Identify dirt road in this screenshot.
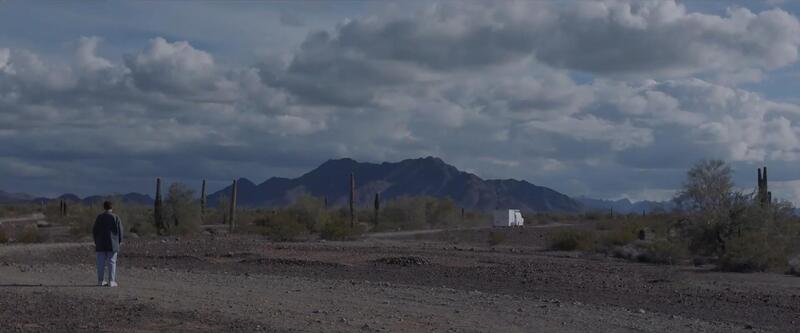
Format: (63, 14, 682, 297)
(0, 234, 796, 332)
(0, 213, 45, 226)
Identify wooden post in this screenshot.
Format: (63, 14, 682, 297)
(229, 179, 238, 232)
(154, 177, 163, 232)
(373, 193, 380, 226)
(349, 172, 356, 227)
(200, 179, 207, 220)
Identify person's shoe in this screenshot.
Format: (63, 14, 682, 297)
(109, 281, 118, 287)
(99, 281, 109, 287)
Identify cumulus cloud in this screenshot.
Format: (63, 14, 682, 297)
(124, 37, 218, 94)
(282, 0, 800, 82)
(1, 1, 800, 205)
(75, 36, 112, 72)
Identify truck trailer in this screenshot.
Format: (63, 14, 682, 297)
(492, 209, 524, 227)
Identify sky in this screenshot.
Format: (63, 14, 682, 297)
(2, 0, 800, 204)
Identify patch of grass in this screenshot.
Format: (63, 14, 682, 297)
(548, 229, 595, 251)
(18, 226, 42, 243)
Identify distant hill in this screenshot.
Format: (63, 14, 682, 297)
(576, 197, 674, 214)
(0, 190, 34, 204)
(15, 193, 154, 206)
(208, 157, 581, 212)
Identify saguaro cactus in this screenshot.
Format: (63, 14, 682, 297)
(373, 193, 380, 226)
(229, 179, 238, 232)
(757, 167, 771, 207)
(323, 196, 328, 210)
(154, 177, 164, 232)
(349, 172, 356, 227)
(200, 179, 207, 219)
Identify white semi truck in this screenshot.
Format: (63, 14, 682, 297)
(492, 209, 524, 227)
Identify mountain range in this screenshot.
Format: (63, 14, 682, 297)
(2, 157, 674, 213)
(0, 191, 154, 206)
(576, 197, 674, 214)
(207, 157, 581, 212)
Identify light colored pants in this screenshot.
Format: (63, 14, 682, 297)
(96, 251, 118, 283)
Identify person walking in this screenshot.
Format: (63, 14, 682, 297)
(93, 201, 123, 287)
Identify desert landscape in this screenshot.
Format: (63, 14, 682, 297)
(3, 1, 800, 332)
(1, 213, 799, 332)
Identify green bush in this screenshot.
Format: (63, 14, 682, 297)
(130, 220, 157, 237)
(18, 226, 42, 243)
(320, 213, 364, 241)
(164, 183, 200, 235)
(719, 232, 786, 272)
(599, 221, 643, 247)
(253, 213, 306, 242)
(373, 196, 479, 232)
(548, 229, 595, 251)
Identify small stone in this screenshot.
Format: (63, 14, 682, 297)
(637, 309, 646, 314)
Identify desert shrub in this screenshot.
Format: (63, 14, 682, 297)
(164, 182, 200, 235)
(130, 219, 157, 237)
(487, 231, 506, 246)
(638, 240, 688, 265)
(610, 244, 642, 261)
(65, 204, 102, 239)
(548, 229, 595, 251)
(788, 255, 800, 277)
(376, 197, 427, 231)
(373, 196, 474, 231)
(320, 212, 364, 241)
(718, 232, 786, 272)
(599, 220, 645, 248)
(253, 213, 306, 242)
(0, 203, 40, 219)
(285, 195, 327, 232)
(18, 226, 42, 243)
(0, 228, 8, 243)
(584, 211, 609, 221)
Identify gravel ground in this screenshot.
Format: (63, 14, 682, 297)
(0, 230, 797, 332)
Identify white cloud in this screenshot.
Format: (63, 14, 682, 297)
(1, 1, 800, 205)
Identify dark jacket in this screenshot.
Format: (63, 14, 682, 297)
(92, 211, 123, 252)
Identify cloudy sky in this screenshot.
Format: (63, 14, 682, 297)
(2, 0, 800, 204)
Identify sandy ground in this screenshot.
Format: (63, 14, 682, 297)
(0, 230, 798, 332)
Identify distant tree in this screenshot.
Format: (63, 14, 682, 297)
(673, 160, 735, 255)
(674, 159, 734, 221)
(164, 182, 200, 234)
